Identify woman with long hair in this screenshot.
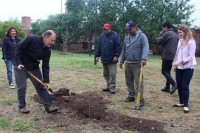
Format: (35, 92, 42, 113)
(172, 25, 197, 113)
(2, 26, 20, 89)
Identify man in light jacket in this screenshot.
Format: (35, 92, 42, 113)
(120, 21, 149, 107)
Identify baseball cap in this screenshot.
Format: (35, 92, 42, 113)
(103, 23, 111, 30)
(125, 21, 136, 30)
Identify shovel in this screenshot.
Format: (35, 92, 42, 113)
(22, 68, 53, 94)
(134, 65, 143, 110)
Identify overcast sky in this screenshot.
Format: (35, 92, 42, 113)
(0, 0, 200, 26)
(0, 0, 65, 22)
(189, 0, 200, 26)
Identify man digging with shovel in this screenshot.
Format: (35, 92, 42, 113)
(14, 30, 58, 114)
(120, 21, 149, 109)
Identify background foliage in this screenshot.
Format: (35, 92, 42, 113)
(0, 20, 25, 47)
(0, 0, 194, 50)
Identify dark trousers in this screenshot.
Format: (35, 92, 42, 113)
(14, 68, 52, 109)
(176, 68, 194, 107)
(161, 60, 175, 86)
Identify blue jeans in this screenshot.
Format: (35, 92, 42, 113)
(14, 68, 52, 109)
(5, 59, 14, 85)
(161, 60, 175, 86)
(176, 68, 194, 107)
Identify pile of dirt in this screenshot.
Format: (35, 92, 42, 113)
(33, 88, 165, 133)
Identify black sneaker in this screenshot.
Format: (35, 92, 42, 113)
(125, 97, 135, 102)
(109, 87, 115, 94)
(140, 98, 145, 107)
(102, 88, 109, 92)
(170, 83, 177, 94)
(161, 86, 170, 93)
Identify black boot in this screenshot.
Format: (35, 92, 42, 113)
(161, 85, 170, 93)
(140, 98, 145, 107)
(125, 96, 135, 102)
(109, 87, 115, 94)
(170, 83, 177, 94)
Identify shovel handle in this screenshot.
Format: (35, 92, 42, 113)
(23, 68, 53, 93)
(135, 65, 143, 106)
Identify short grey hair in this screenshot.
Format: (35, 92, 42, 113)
(42, 30, 56, 38)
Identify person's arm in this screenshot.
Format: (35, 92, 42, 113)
(42, 48, 51, 83)
(2, 37, 8, 61)
(119, 40, 126, 69)
(141, 33, 149, 61)
(14, 37, 30, 68)
(95, 38, 101, 62)
(182, 40, 196, 64)
(157, 32, 168, 45)
(114, 34, 121, 58)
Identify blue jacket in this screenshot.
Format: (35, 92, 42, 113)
(2, 36, 20, 60)
(96, 31, 121, 64)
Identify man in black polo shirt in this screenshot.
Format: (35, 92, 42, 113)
(14, 30, 58, 114)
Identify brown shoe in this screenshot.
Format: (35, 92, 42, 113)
(19, 107, 30, 114)
(46, 106, 58, 113)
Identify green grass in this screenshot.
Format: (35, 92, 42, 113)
(79, 79, 92, 87)
(50, 51, 102, 70)
(0, 117, 11, 129)
(11, 118, 36, 132)
(1, 99, 17, 106)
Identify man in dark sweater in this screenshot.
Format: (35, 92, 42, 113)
(157, 21, 179, 94)
(96, 23, 121, 94)
(14, 30, 58, 113)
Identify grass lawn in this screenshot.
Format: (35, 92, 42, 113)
(0, 50, 200, 133)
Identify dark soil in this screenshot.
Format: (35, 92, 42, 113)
(33, 88, 166, 133)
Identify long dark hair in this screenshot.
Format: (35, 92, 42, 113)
(5, 26, 19, 39)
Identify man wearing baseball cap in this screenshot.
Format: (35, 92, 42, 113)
(96, 23, 121, 94)
(120, 21, 149, 108)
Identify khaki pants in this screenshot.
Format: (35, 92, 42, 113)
(125, 62, 144, 98)
(103, 63, 117, 89)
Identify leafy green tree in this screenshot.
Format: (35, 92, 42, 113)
(0, 20, 25, 47)
(124, 0, 194, 47)
(31, 0, 194, 51)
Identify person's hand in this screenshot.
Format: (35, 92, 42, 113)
(96, 57, 99, 62)
(17, 64, 24, 70)
(159, 31, 165, 36)
(119, 63, 123, 69)
(113, 56, 118, 62)
(141, 60, 146, 66)
(172, 64, 178, 72)
(43, 83, 50, 90)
